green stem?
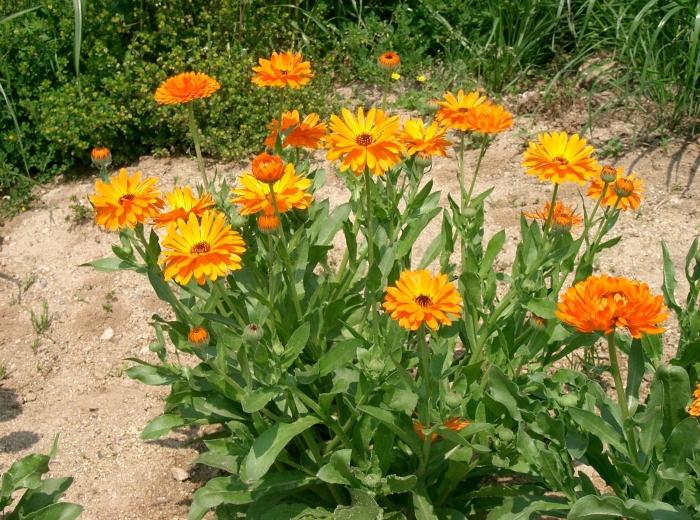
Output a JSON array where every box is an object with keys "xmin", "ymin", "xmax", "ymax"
[
  {"xmin": 417, "ymin": 325, "xmax": 432, "ymax": 476},
  {"xmin": 381, "ymin": 73, "xmax": 390, "ymax": 110},
  {"xmin": 587, "ymin": 181, "xmax": 609, "ymax": 227},
  {"xmin": 212, "ymin": 281, "xmax": 247, "ymax": 328},
  {"xmin": 458, "ymin": 132, "xmax": 466, "ymax": 213},
  {"xmin": 363, "ymin": 168, "xmax": 380, "ymax": 341},
  {"xmin": 607, "ymin": 334, "xmax": 649, "ymax": 501},
  {"xmin": 543, "ymin": 183, "xmax": 560, "ymax": 236},
  {"xmin": 187, "ymin": 103, "xmax": 209, "ymax": 186},
  {"xmin": 267, "ymin": 233, "xmax": 276, "ymax": 308},
  {"xmin": 465, "ymin": 136, "xmax": 488, "ymax": 207}
]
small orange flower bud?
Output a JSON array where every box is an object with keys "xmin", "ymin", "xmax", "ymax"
[
  {"xmin": 252, "ymin": 152, "xmax": 285, "ymax": 183},
  {"xmin": 378, "ymin": 51, "xmax": 400, "ymax": 70},
  {"xmin": 614, "ymin": 177, "xmax": 635, "ymax": 198},
  {"xmin": 188, "ymin": 326, "xmax": 209, "ymax": 347},
  {"xmin": 600, "ymin": 165, "xmax": 617, "ymax": 183},
  {"xmin": 91, "ymin": 147, "xmax": 112, "ymax": 168},
  {"xmin": 257, "ymin": 213, "xmax": 280, "ymax": 233}
]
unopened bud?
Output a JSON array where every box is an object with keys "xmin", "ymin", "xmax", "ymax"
[
  {"xmin": 243, "ymin": 323, "xmax": 264, "ymax": 344},
  {"xmin": 91, "ymin": 147, "xmax": 112, "ymax": 169},
  {"xmin": 187, "ymin": 326, "xmax": 209, "ymax": 347},
  {"xmin": 444, "ymin": 391, "xmax": 462, "ymax": 408},
  {"xmin": 613, "ymin": 178, "xmax": 634, "ymax": 198},
  {"xmin": 600, "ymin": 165, "xmax": 617, "ymax": 183},
  {"xmin": 413, "ymin": 153, "xmax": 432, "ymax": 170}
]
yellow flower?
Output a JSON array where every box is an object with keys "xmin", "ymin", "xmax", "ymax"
[
  {"xmin": 416, "ymin": 74, "xmax": 427, "ymax": 83},
  {"xmin": 325, "ymin": 107, "xmax": 403, "ymax": 177},
  {"xmin": 231, "ymin": 164, "xmax": 312, "ymax": 216},
  {"xmin": 689, "ymin": 383, "xmax": 700, "ymax": 417},
  {"xmin": 153, "ymin": 186, "xmax": 215, "ymax": 228},
  {"xmin": 435, "ymin": 89, "xmax": 487, "ymax": 131},
  {"xmin": 383, "ymin": 270, "xmax": 463, "ymax": 331},
  {"xmin": 391, "ymin": 72, "xmax": 401, "ymax": 81},
  {"xmin": 587, "ymin": 167, "xmax": 644, "ymax": 211},
  {"xmin": 522, "ymin": 131, "xmax": 600, "ymax": 185},
  {"xmin": 399, "ymin": 119, "xmax": 449, "ymax": 159},
  {"xmin": 160, "ymin": 211, "xmax": 246, "ymax": 285},
  {"xmin": 90, "ymin": 168, "xmax": 163, "ymax": 231},
  {"xmin": 251, "ymin": 51, "xmax": 313, "ymax": 89}
]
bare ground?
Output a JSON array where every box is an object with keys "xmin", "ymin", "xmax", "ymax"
[{"xmin": 0, "ymin": 112, "xmax": 698, "ymax": 519}]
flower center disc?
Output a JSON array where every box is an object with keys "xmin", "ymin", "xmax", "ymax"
[
  {"xmin": 414, "ymin": 294, "xmax": 433, "ymax": 307},
  {"xmin": 118, "ymin": 194, "xmax": 135, "ymax": 205},
  {"xmin": 191, "ymin": 241, "xmax": 212, "ymax": 254},
  {"xmin": 356, "ymin": 133, "xmax": 373, "ymax": 146},
  {"xmin": 280, "ymin": 70, "xmax": 289, "ymax": 76},
  {"xmin": 552, "ymin": 156, "xmax": 568, "ymax": 165}
]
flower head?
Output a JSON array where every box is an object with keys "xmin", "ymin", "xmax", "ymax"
[
  {"xmin": 587, "ymin": 167, "xmax": 644, "ymax": 211},
  {"xmin": 522, "ymin": 132, "xmax": 600, "ymax": 185},
  {"xmin": 689, "ymin": 383, "xmax": 700, "ymax": 417},
  {"xmin": 383, "ymin": 270, "xmax": 462, "ymax": 331},
  {"xmin": 378, "ymin": 51, "xmax": 400, "ymax": 70},
  {"xmin": 90, "ymin": 168, "xmax": 163, "ymax": 231},
  {"xmin": 251, "ymin": 51, "xmax": 313, "ymax": 89},
  {"xmin": 524, "ymin": 200, "xmax": 582, "ymax": 231},
  {"xmin": 391, "ymin": 72, "xmax": 401, "ymax": 81},
  {"xmin": 154, "ymin": 72, "xmax": 221, "ymax": 105},
  {"xmin": 188, "ymin": 326, "xmax": 210, "ymax": 347},
  {"xmin": 257, "ymin": 213, "xmax": 280, "ymax": 233},
  {"xmin": 435, "ymin": 89, "xmax": 487, "ymax": 131},
  {"xmin": 416, "ymin": 74, "xmax": 427, "ymax": 83},
  {"xmin": 556, "ymin": 275, "xmax": 668, "ymax": 338},
  {"xmin": 160, "ymin": 211, "xmax": 246, "ymax": 285},
  {"xmin": 414, "ymin": 417, "xmax": 470, "ymax": 443},
  {"xmin": 326, "ymin": 107, "xmax": 403, "ymax": 177},
  {"xmin": 600, "ymin": 165, "xmax": 617, "ymax": 183},
  {"xmin": 243, "ymin": 323, "xmax": 264, "ymax": 344},
  {"xmin": 91, "ymin": 147, "xmax": 112, "ymax": 168},
  {"xmin": 252, "ymin": 152, "xmax": 285, "ymax": 183},
  {"xmin": 461, "ymin": 102, "xmax": 513, "ymax": 134},
  {"xmin": 264, "ymin": 110, "xmax": 327, "ymax": 150},
  {"xmin": 153, "ymin": 186, "xmax": 215, "ymax": 228},
  {"xmin": 399, "ymin": 119, "xmax": 449, "ymax": 159},
  {"xmin": 232, "ymin": 164, "xmax": 312, "ymax": 216}
]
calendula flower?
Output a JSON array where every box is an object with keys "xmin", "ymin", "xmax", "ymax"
[
  {"xmin": 416, "ymin": 74, "xmax": 427, "ymax": 83},
  {"xmin": 391, "ymin": 72, "xmax": 401, "ymax": 81},
  {"xmin": 399, "ymin": 119, "xmax": 449, "ymax": 159},
  {"xmin": 160, "ymin": 211, "xmax": 246, "ymax": 285},
  {"xmin": 522, "ymin": 131, "xmax": 600, "ymax": 185},
  {"xmin": 599, "ymin": 165, "xmax": 617, "ymax": 183},
  {"xmin": 231, "ymin": 164, "xmax": 312, "ymax": 216},
  {"xmin": 383, "ymin": 270, "xmax": 462, "ymax": 331},
  {"xmin": 414, "ymin": 417, "xmax": 470, "ymax": 443},
  {"xmin": 689, "ymin": 383, "xmax": 700, "ymax": 417},
  {"xmin": 524, "ymin": 201, "xmax": 582, "ymax": 230},
  {"xmin": 90, "ymin": 168, "xmax": 163, "ymax": 231},
  {"xmin": 188, "ymin": 326, "xmax": 209, "ymax": 347},
  {"xmin": 326, "ymin": 107, "xmax": 403, "ymax": 177},
  {"xmin": 252, "ymin": 152, "xmax": 285, "ymax": 184},
  {"xmin": 462, "ymin": 102, "xmax": 513, "ymax": 134},
  {"xmin": 257, "ymin": 213, "xmax": 280, "ymax": 233},
  {"xmin": 154, "ymin": 72, "xmax": 221, "ymax": 105},
  {"xmin": 587, "ymin": 167, "xmax": 644, "ymax": 211},
  {"xmin": 264, "ymin": 110, "xmax": 327, "ymax": 150},
  {"xmin": 91, "ymin": 147, "xmax": 112, "ymax": 168},
  {"xmin": 378, "ymin": 51, "xmax": 400, "ymax": 70},
  {"xmin": 153, "ymin": 186, "xmax": 215, "ymax": 228},
  {"xmin": 556, "ymin": 275, "xmax": 667, "ymax": 338},
  {"xmin": 251, "ymin": 51, "xmax": 313, "ymax": 89},
  {"xmin": 435, "ymin": 89, "xmax": 487, "ymax": 131}
]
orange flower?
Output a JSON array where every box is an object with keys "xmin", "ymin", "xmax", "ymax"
[
  {"xmin": 587, "ymin": 167, "xmax": 644, "ymax": 211},
  {"xmin": 90, "ymin": 168, "xmax": 163, "ymax": 231},
  {"xmin": 154, "ymin": 72, "xmax": 221, "ymax": 105},
  {"xmin": 91, "ymin": 147, "xmax": 112, "ymax": 167},
  {"xmin": 524, "ymin": 201, "xmax": 583, "ymax": 230},
  {"xmin": 231, "ymin": 163, "xmax": 312, "ymax": 216},
  {"xmin": 326, "ymin": 107, "xmax": 403, "ymax": 177},
  {"xmin": 690, "ymin": 383, "xmax": 700, "ymax": 417},
  {"xmin": 264, "ymin": 110, "xmax": 327, "ymax": 150},
  {"xmin": 188, "ymin": 326, "xmax": 210, "ymax": 347},
  {"xmin": 414, "ymin": 417, "xmax": 470, "ymax": 443},
  {"xmin": 251, "ymin": 51, "xmax": 313, "ymax": 89},
  {"xmin": 399, "ymin": 119, "xmax": 449, "ymax": 159},
  {"xmin": 556, "ymin": 275, "xmax": 668, "ymax": 338},
  {"xmin": 435, "ymin": 90, "xmax": 487, "ymax": 131},
  {"xmin": 257, "ymin": 213, "xmax": 281, "ymax": 233},
  {"xmin": 160, "ymin": 211, "xmax": 246, "ymax": 285},
  {"xmin": 378, "ymin": 51, "xmax": 400, "ymax": 70},
  {"xmin": 153, "ymin": 186, "xmax": 215, "ymax": 228},
  {"xmin": 522, "ymin": 131, "xmax": 600, "ymax": 185},
  {"xmin": 252, "ymin": 152, "xmax": 285, "ymax": 183},
  {"xmin": 383, "ymin": 270, "xmax": 463, "ymax": 331},
  {"xmin": 462, "ymin": 102, "xmax": 513, "ymax": 134}
]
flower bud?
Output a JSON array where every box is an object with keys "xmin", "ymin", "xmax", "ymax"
[
  {"xmin": 413, "ymin": 153, "xmax": 433, "ymax": 170},
  {"xmin": 187, "ymin": 326, "xmax": 209, "ymax": 347},
  {"xmin": 558, "ymin": 394, "xmax": 578, "ymax": 407},
  {"xmin": 243, "ymin": 323, "xmax": 264, "ymax": 344},
  {"xmin": 378, "ymin": 51, "xmax": 400, "ymax": 70},
  {"xmin": 613, "ymin": 177, "xmax": 634, "ymax": 198},
  {"xmin": 463, "ymin": 207, "xmax": 478, "ymax": 219},
  {"xmin": 257, "ymin": 213, "xmax": 280, "ymax": 234},
  {"xmin": 252, "ymin": 152, "xmax": 284, "ymax": 183},
  {"xmin": 91, "ymin": 147, "xmax": 112, "ymax": 169},
  {"xmin": 600, "ymin": 165, "xmax": 617, "ymax": 183},
  {"xmin": 521, "ymin": 279, "xmax": 537, "ymax": 293},
  {"xmin": 444, "ymin": 391, "xmax": 462, "ymax": 409},
  {"xmin": 529, "ymin": 313, "xmax": 547, "ymax": 329},
  {"xmin": 550, "ymin": 216, "xmax": 573, "ymax": 234}
]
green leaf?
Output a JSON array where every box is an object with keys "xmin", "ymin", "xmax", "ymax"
[
  {"xmin": 626, "ymin": 339, "xmax": 645, "ymax": 400},
  {"xmin": 13, "ymin": 478, "xmax": 74, "ymax": 517},
  {"xmin": 661, "ymin": 242, "xmax": 681, "ymax": 312},
  {"xmin": 525, "ymin": 298, "xmax": 557, "ymax": 320},
  {"xmin": 22, "ymin": 502, "xmax": 83, "ymax": 520},
  {"xmin": 317, "ymin": 449, "xmax": 360, "ymax": 487},
  {"xmin": 281, "ymin": 322, "xmax": 311, "ymax": 369},
  {"xmin": 568, "ymin": 408, "xmax": 626, "ymax": 453},
  {"xmin": 140, "ymin": 414, "xmax": 185, "ymax": 440},
  {"xmin": 568, "ymin": 495, "xmax": 692, "ymax": 519},
  {"xmin": 396, "ymin": 207, "xmax": 441, "ymax": 259},
  {"xmin": 656, "ymin": 364, "xmax": 690, "ymax": 438},
  {"xmin": 80, "ymin": 256, "xmax": 133, "ymax": 272},
  {"xmin": 241, "ymin": 416, "xmax": 320, "ymax": 481},
  {"xmin": 412, "ymin": 485, "xmax": 438, "ymax": 520},
  {"xmin": 479, "ymin": 230, "xmax": 506, "ymax": 278},
  {"xmin": 486, "ymin": 496, "xmax": 567, "ymax": 519},
  {"xmin": 319, "ymin": 339, "xmax": 361, "ymax": 377},
  {"xmin": 419, "ymin": 230, "xmax": 445, "ymax": 269},
  {"xmin": 242, "ymin": 388, "xmax": 279, "ymax": 414},
  {"xmin": 260, "ymin": 504, "xmax": 332, "ymax": 519},
  {"xmin": 487, "ymin": 366, "xmax": 522, "ymax": 420},
  {"xmin": 334, "ymin": 489, "xmax": 382, "ymax": 520},
  {"xmin": 357, "ymin": 405, "xmax": 423, "ymax": 456},
  {"xmin": 125, "ymin": 361, "xmax": 179, "ymax": 386},
  {"xmin": 384, "ymin": 387, "xmax": 418, "ymax": 416},
  {"xmin": 1, "ymin": 454, "xmax": 50, "ymax": 498}
]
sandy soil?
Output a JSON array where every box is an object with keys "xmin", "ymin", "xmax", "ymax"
[{"xmin": 0, "ymin": 111, "xmax": 698, "ymax": 519}]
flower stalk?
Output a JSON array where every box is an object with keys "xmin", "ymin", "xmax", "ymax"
[{"xmin": 187, "ymin": 103, "xmax": 209, "ymax": 186}]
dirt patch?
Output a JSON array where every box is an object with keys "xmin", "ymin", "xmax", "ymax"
[{"xmin": 0, "ymin": 116, "xmax": 698, "ymax": 518}]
